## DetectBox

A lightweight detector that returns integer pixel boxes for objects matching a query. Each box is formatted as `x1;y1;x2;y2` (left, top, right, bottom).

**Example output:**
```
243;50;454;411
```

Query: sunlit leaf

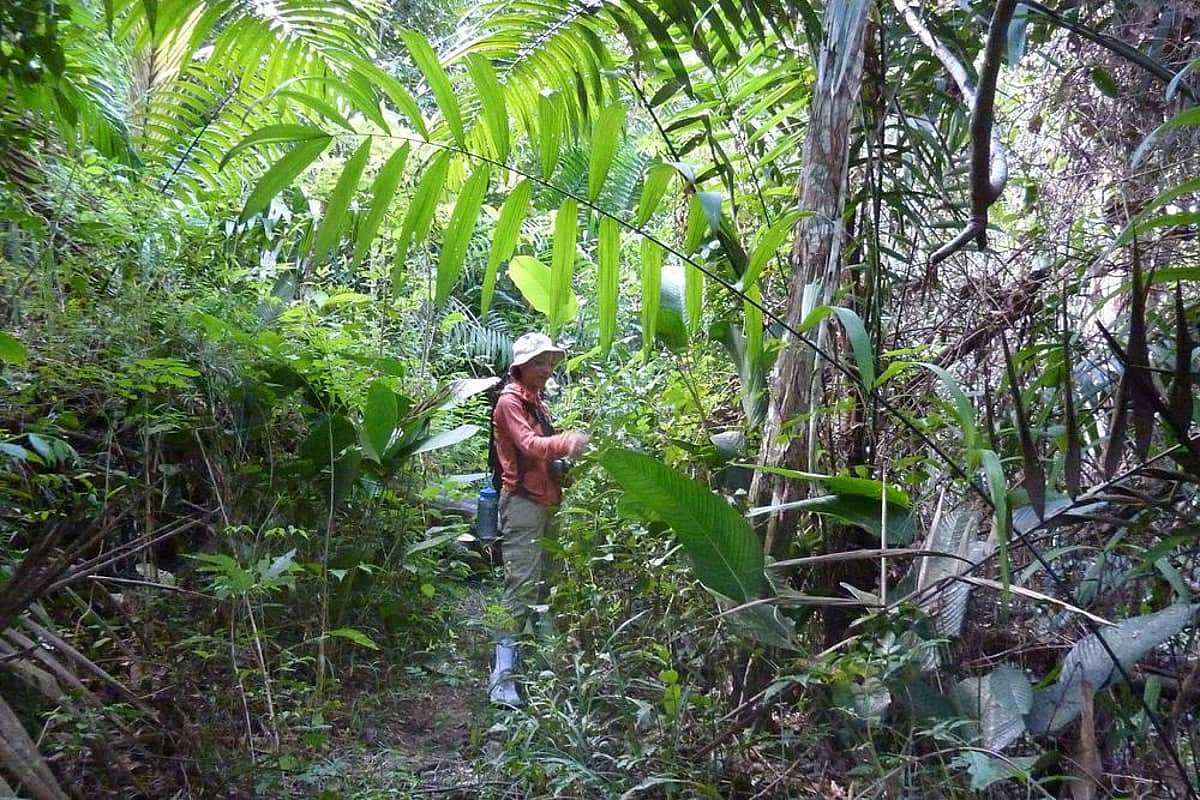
588;102;626;201
598;217;620;356
635;163;675;226
353;143;410;268
411;424;481;455
741;210;808;289
312;138;370;262
802;306;875;392
685;261;703;336
508;256;579;321
400;29;465;146
539;91;563;178
0;333;27;365
549;198;578;335
219;124;329;170
393;151;451;287
744;282;762;368
436;163;490;306
327;627;380;650
467;55;509;161
482;179;530;315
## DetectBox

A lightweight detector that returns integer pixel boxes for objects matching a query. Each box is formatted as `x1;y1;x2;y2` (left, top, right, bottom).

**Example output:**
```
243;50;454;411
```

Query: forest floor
276;583;502;799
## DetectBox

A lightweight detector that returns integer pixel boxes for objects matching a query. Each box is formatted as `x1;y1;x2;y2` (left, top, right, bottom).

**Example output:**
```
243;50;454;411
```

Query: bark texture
750;1;871;554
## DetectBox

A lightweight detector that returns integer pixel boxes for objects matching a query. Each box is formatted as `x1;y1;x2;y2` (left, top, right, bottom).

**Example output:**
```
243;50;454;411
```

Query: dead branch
893;0;1014;265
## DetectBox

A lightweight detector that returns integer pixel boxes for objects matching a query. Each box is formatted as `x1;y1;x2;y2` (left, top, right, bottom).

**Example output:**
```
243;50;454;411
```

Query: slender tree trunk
751;1;871;554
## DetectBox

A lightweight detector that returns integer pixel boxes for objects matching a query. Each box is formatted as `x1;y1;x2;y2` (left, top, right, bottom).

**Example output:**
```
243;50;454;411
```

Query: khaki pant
498;492;560;636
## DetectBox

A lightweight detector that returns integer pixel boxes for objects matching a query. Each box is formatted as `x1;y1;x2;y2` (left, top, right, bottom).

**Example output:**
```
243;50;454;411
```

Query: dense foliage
1;0;1199;797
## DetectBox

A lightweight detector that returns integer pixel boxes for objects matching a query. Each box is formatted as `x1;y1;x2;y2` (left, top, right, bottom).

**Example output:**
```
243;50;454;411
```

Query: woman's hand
563;431;590;458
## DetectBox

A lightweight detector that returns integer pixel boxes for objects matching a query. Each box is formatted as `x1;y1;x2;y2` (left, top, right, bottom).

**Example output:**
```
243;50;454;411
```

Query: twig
84;575;215;601
194;430;230;528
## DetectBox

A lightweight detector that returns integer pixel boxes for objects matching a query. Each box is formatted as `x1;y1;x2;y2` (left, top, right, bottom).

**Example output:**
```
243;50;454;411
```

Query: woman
488;332;589;706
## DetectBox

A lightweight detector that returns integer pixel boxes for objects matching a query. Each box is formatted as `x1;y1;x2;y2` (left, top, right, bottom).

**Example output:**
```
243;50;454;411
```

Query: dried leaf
1168;284;1195;436
1100;369;1130;478
1129;244;1154;459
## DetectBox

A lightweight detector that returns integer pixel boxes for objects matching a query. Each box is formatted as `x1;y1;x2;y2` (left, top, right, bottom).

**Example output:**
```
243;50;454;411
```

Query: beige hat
511;332;565;368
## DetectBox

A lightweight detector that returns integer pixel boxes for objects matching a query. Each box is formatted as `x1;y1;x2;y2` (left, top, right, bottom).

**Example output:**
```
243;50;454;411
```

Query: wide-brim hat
511;332;566;368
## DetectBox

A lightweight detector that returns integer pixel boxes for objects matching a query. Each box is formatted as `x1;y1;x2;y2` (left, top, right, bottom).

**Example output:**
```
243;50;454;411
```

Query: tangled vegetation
2;0;1199;797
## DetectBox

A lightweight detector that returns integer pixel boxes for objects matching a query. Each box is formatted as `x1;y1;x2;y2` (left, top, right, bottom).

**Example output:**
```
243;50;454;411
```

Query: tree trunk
751;1;870;555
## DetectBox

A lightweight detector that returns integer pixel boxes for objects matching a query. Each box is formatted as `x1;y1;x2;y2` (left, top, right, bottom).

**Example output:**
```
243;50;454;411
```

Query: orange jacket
492;381;575;506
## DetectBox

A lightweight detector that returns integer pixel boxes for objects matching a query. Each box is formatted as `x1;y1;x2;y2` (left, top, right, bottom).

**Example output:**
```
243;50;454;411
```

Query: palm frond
111;0;407;197
453;0;621;152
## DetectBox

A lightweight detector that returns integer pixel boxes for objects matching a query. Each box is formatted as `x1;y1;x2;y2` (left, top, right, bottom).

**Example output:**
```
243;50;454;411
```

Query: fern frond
444;305;516;372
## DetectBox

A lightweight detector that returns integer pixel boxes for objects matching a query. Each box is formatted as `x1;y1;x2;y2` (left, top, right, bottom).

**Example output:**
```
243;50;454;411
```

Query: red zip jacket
493;381;576;507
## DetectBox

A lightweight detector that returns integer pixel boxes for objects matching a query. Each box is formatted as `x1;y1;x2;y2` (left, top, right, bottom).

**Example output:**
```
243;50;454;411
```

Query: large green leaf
330;449;361;506
508;256;579;321
598;216;620;356
621;0;695;98
312;137;370;262
466;54;509;162
360;62;429;139
640;238;663;358
393;151;451;286
601;449;763;602
744;282;763;370
361;381;398;463
482;179;530;315
742;464;910;508
549;198;578;335
658;264;688;351
275;91;353;132
436;163;491;306
400;29;465;147
353;143;410;268
239;135;331;222
588;102;626;201
327;627;380;651
683;193;708;254
685;261;703;336
300;414;357;465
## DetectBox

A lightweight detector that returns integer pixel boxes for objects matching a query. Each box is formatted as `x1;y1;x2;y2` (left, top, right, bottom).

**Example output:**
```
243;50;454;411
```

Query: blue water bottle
477;484;499;544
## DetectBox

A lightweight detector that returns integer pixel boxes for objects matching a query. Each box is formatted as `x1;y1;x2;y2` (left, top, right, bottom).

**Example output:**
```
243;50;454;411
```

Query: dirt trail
313;584;497;798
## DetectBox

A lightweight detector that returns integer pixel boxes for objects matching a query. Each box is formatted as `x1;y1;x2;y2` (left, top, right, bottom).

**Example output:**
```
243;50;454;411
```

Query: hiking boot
489;639;522;707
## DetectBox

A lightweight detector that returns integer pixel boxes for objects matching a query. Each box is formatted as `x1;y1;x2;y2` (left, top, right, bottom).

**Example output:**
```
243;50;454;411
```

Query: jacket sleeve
494;394;574;460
